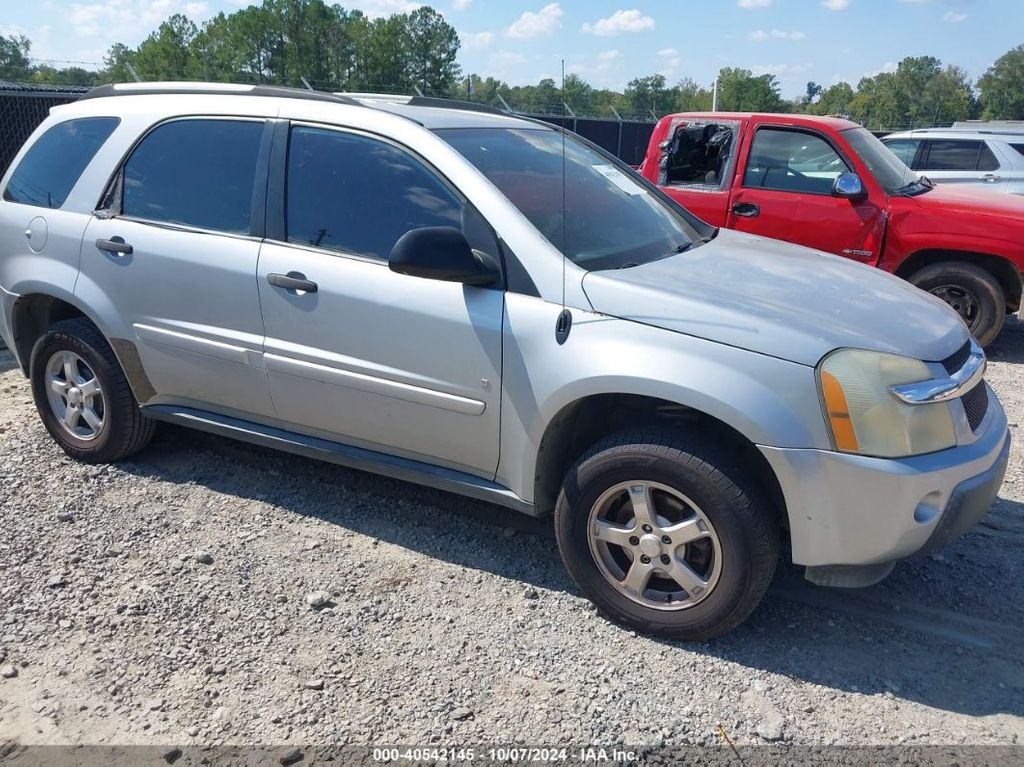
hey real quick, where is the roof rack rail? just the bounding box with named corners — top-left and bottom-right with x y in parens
top-left (80, 82), bottom-right (361, 106)
top-left (406, 96), bottom-right (509, 116)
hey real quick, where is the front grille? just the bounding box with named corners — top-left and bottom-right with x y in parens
top-left (962, 383), bottom-right (989, 432)
top-left (941, 341), bottom-right (972, 376)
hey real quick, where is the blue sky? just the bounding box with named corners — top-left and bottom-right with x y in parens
top-left (1, 0), bottom-right (1021, 97)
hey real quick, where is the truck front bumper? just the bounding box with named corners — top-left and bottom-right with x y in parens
top-left (758, 388), bottom-right (1009, 582)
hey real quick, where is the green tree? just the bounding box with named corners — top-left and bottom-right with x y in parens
top-left (406, 7), bottom-right (460, 95)
top-left (978, 44), bottom-right (1024, 120)
top-left (809, 81), bottom-right (854, 116)
top-left (625, 74), bottom-right (673, 118)
top-left (0, 34), bottom-right (32, 81)
top-left (132, 14), bottom-right (202, 80)
top-left (716, 67), bottom-right (783, 112)
top-left (674, 77), bottom-right (712, 112)
top-left (802, 81), bottom-right (823, 106)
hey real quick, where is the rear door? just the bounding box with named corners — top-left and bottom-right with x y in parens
top-left (652, 117), bottom-right (740, 226)
top-left (918, 139), bottom-right (1006, 191)
top-left (79, 117), bottom-right (275, 417)
top-left (727, 124), bottom-right (885, 262)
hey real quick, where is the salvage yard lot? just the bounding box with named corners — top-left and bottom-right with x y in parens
top-left (1, 320), bottom-right (1022, 749)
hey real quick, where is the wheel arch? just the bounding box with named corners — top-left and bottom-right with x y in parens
top-left (10, 292), bottom-right (153, 402)
top-left (533, 393), bottom-right (788, 536)
top-left (896, 249), bottom-right (1023, 313)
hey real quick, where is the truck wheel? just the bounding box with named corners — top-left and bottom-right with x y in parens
top-left (909, 262), bottom-right (1006, 347)
top-left (554, 429), bottom-right (779, 641)
top-left (30, 318), bottom-right (155, 463)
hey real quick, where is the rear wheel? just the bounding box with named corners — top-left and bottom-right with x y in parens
top-left (909, 262), bottom-right (1006, 347)
top-left (554, 429), bottom-right (780, 641)
top-left (30, 318), bottom-right (155, 463)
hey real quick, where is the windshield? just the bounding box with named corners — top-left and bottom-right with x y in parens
top-left (841, 126), bottom-right (925, 195)
top-left (436, 127), bottom-right (704, 271)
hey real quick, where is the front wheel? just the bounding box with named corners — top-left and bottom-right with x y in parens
top-left (909, 262), bottom-right (1006, 347)
top-left (554, 429), bottom-right (780, 641)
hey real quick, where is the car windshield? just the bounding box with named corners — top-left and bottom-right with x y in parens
top-left (841, 126), bottom-right (926, 195)
top-left (436, 127), bottom-right (704, 271)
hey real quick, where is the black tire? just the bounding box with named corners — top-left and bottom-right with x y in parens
top-left (909, 262), bottom-right (1006, 347)
top-left (30, 318), bottom-right (155, 463)
top-left (555, 428), bottom-right (780, 642)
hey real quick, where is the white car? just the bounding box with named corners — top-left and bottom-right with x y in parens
top-left (882, 127), bottom-right (1024, 194)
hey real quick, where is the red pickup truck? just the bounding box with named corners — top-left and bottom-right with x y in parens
top-left (638, 112), bottom-right (1024, 345)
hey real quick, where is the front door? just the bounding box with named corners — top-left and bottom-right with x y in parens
top-left (257, 124), bottom-right (504, 477)
top-left (78, 117), bottom-right (274, 417)
top-left (728, 126), bottom-right (886, 264)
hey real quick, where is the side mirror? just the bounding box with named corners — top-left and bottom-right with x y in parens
top-left (388, 227), bottom-right (499, 287)
top-left (832, 172), bottom-right (867, 201)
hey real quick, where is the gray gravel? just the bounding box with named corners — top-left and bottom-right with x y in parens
top-left (0, 319), bottom-right (1022, 749)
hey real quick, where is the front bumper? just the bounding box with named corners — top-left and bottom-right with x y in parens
top-left (759, 387), bottom-right (1009, 568)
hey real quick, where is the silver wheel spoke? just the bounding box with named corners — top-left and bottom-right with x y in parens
top-left (62, 352), bottom-right (77, 384)
top-left (50, 377), bottom-right (68, 396)
top-left (62, 405), bottom-right (79, 430)
top-left (661, 517), bottom-right (707, 545)
top-left (80, 406), bottom-right (102, 433)
top-left (628, 484), bottom-right (657, 529)
top-left (666, 558), bottom-right (709, 594)
top-left (78, 378), bottom-right (100, 398)
top-left (621, 560), bottom-right (652, 597)
top-left (594, 519), bottom-right (635, 548)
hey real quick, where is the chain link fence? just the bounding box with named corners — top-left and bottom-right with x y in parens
top-left (0, 82), bottom-right (89, 181)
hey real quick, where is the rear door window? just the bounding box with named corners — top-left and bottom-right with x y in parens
top-left (3, 117), bottom-right (119, 209)
top-left (923, 139), bottom-right (989, 171)
top-left (977, 143), bottom-right (1001, 171)
top-left (121, 119), bottom-right (264, 234)
top-left (659, 121), bottom-right (737, 188)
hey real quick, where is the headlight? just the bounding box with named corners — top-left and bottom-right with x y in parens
top-left (817, 349), bottom-right (956, 458)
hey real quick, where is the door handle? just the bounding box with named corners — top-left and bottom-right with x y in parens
top-left (731, 202), bottom-right (760, 218)
top-left (95, 237), bottom-right (133, 255)
top-left (979, 174), bottom-right (1001, 183)
top-left (268, 272), bottom-right (318, 293)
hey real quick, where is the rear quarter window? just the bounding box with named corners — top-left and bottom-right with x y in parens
top-left (3, 117), bottom-right (119, 209)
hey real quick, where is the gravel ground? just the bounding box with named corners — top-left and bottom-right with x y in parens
top-left (0, 319), bottom-right (1022, 754)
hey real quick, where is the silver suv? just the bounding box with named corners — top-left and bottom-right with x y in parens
top-left (0, 84), bottom-right (1011, 640)
top-left (882, 127), bottom-right (1024, 195)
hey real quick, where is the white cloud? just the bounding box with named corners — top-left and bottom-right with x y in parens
top-left (599, 49), bottom-right (621, 61)
top-left (863, 61), bottom-right (898, 78)
top-left (70, 0), bottom-right (215, 38)
top-left (506, 3), bottom-right (563, 39)
top-left (461, 31), bottom-right (493, 51)
top-left (581, 9), bottom-right (655, 36)
top-left (452, 0), bottom-right (472, 9)
top-left (748, 30), bottom-right (769, 41)
top-left (657, 47), bottom-right (678, 58)
top-left (943, 10), bottom-right (968, 22)
top-left (737, 0), bottom-right (773, 8)
top-left (821, 0), bottom-right (850, 9)
top-left (757, 28), bottom-right (806, 41)
top-left (752, 62), bottom-right (813, 76)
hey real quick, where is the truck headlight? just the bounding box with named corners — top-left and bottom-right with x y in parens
top-left (817, 349), bottom-right (956, 458)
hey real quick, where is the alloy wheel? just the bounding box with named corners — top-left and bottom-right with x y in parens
top-left (45, 350), bottom-right (105, 441)
top-left (587, 481), bottom-right (723, 611)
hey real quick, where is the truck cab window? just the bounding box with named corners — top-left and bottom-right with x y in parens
top-left (659, 123), bottom-right (735, 187)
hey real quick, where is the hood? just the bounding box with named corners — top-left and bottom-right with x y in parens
top-left (910, 183), bottom-right (1024, 218)
top-left (582, 229), bottom-right (968, 367)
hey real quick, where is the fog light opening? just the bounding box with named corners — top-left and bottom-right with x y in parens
top-left (914, 491), bottom-right (943, 524)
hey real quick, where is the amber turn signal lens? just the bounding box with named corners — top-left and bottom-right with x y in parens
top-left (820, 371), bottom-right (860, 452)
